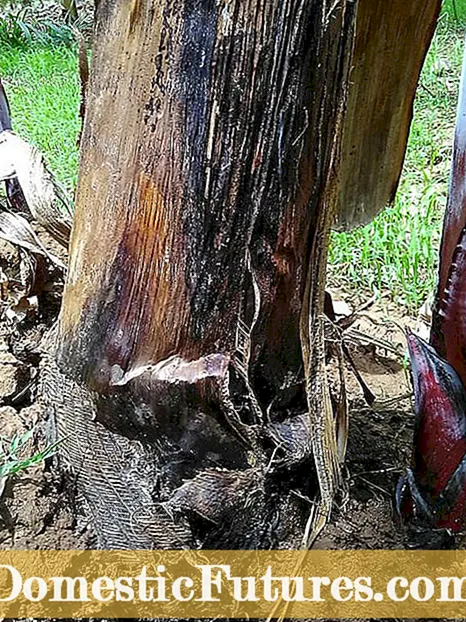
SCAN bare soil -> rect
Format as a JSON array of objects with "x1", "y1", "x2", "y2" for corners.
[{"x1": 0, "y1": 233, "x2": 91, "y2": 551}]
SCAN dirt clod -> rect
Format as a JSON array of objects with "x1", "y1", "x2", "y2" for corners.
[
  {"x1": 0, "y1": 406, "x2": 27, "y2": 438},
  {"x1": 0, "y1": 351, "x2": 28, "y2": 402}
]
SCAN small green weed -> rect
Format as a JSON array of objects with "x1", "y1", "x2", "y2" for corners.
[
  {"x1": 0, "y1": 428, "x2": 58, "y2": 482},
  {"x1": 0, "y1": 5, "x2": 75, "y2": 47}
]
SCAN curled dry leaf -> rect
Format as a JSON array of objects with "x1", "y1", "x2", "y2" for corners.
[
  {"x1": 0, "y1": 130, "x2": 73, "y2": 247},
  {"x1": 0, "y1": 133, "x2": 15, "y2": 181},
  {"x1": 4, "y1": 295, "x2": 39, "y2": 324},
  {"x1": 0, "y1": 211, "x2": 65, "y2": 270},
  {"x1": 0, "y1": 81, "x2": 44, "y2": 223}
]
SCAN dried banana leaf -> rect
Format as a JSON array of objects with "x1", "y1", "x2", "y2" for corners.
[
  {"x1": 0, "y1": 211, "x2": 65, "y2": 269},
  {"x1": 0, "y1": 131, "x2": 73, "y2": 247}
]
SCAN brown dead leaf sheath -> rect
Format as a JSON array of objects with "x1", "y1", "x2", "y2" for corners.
[
  {"x1": 336, "y1": 0, "x2": 441, "y2": 230},
  {"x1": 57, "y1": 0, "x2": 354, "y2": 394}
]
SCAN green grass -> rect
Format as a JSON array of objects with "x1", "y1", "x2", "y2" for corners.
[
  {"x1": 329, "y1": 12, "x2": 465, "y2": 310},
  {"x1": 0, "y1": 44, "x2": 80, "y2": 191},
  {"x1": 443, "y1": 0, "x2": 466, "y2": 22}
]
